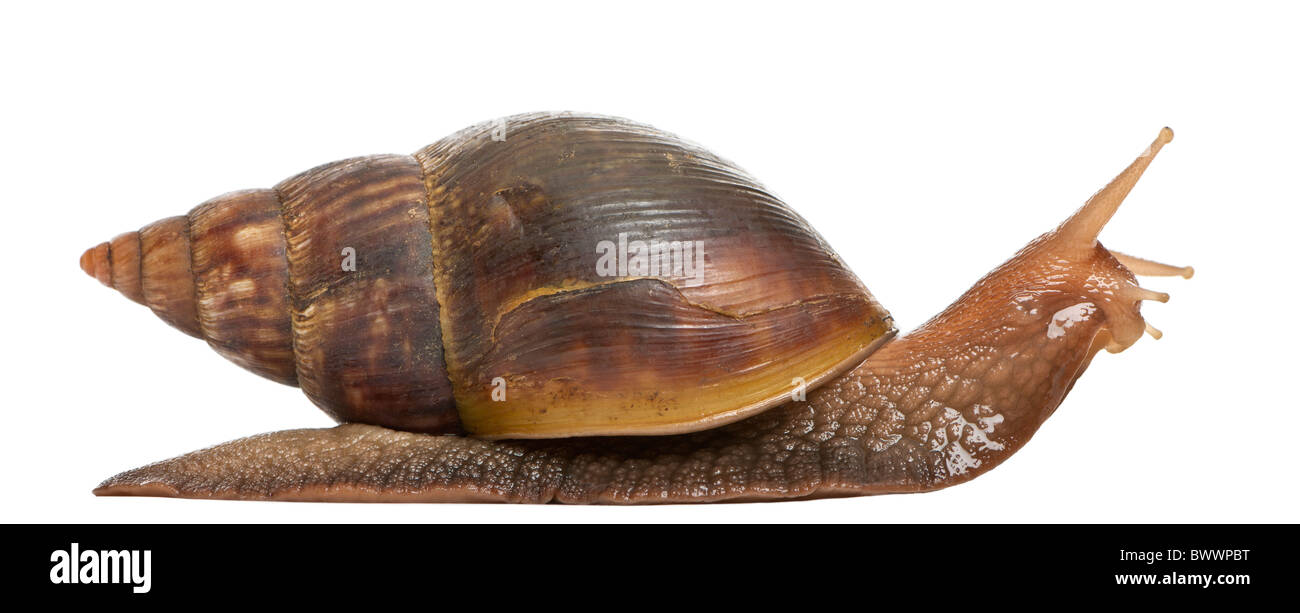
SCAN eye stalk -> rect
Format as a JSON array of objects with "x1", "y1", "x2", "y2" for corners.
[
  {"x1": 1111, "y1": 250, "x2": 1195, "y2": 280},
  {"x1": 1055, "y1": 127, "x2": 1175, "y2": 252}
]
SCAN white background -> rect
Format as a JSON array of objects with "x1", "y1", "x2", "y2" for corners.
[{"x1": 1, "y1": 1, "x2": 1295, "y2": 523}]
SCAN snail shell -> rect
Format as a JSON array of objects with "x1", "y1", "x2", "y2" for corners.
[{"x1": 82, "y1": 113, "x2": 894, "y2": 438}]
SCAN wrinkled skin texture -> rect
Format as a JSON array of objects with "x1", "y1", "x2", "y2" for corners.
[{"x1": 96, "y1": 237, "x2": 1151, "y2": 503}]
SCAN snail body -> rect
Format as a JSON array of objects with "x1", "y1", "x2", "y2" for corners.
[{"x1": 83, "y1": 114, "x2": 1190, "y2": 503}]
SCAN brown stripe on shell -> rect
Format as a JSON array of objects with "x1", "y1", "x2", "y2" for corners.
[
  {"x1": 189, "y1": 189, "x2": 297, "y2": 385},
  {"x1": 108, "y1": 231, "x2": 145, "y2": 304},
  {"x1": 277, "y1": 155, "x2": 457, "y2": 433},
  {"x1": 138, "y1": 216, "x2": 202, "y2": 338},
  {"x1": 416, "y1": 113, "x2": 894, "y2": 438}
]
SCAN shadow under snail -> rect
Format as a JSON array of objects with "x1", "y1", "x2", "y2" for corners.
[{"x1": 81, "y1": 113, "x2": 1192, "y2": 504}]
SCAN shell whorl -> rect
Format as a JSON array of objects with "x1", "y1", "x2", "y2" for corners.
[
  {"x1": 82, "y1": 157, "x2": 460, "y2": 433},
  {"x1": 82, "y1": 218, "x2": 204, "y2": 338}
]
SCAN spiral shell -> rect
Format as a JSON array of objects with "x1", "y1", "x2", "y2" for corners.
[{"x1": 82, "y1": 113, "x2": 895, "y2": 438}]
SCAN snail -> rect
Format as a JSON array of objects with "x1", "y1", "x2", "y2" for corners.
[{"x1": 82, "y1": 113, "x2": 1191, "y2": 503}]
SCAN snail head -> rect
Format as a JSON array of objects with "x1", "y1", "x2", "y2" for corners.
[
  {"x1": 1024, "y1": 127, "x2": 1191, "y2": 354},
  {"x1": 921, "y1": 128, "x2": 1192, "y2": 357}
]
